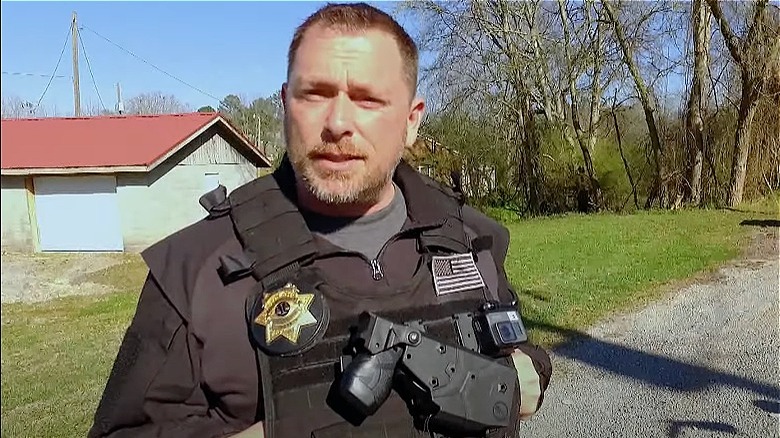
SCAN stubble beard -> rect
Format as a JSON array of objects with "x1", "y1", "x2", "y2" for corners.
[{"x1": 287, "y1": 136, "x2": 405, "y2": 206}]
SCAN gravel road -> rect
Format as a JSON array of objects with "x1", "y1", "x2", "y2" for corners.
[{"x1": 517, "y1": 229, "x2": 779, "y2": 438}]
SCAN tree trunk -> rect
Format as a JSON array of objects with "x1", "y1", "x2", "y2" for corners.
[
  {"x1": 685, "y1": 0, "x2": 711, "y2": 206},
  {"x1": 612, "y1": 104, "x2": 639, "y2": 209},
  {"x1": 522, "y1": 102, "x2": 544, "y2": 215},
  {"x1": 557, "y1": 0, "x2": 603, "y2": 210},
  {"x1": 728, "y1": 73, "x2": 760, "y2": 207},
  {"x1": 587, "y1": 1, "x2": 604, "y2": 155},
  {"x1": 642, "y1": 107, "x2": 665, "y2": 208},
  {"x1": 603, "y1": 0, "x2": 666, "y2": 208},
  {"x1": 704, "y1": 0, "x2": 771, "y2": 207}
]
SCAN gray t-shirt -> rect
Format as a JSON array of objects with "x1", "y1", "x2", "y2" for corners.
[{"x1": 301, "y1": 184, "x2": 407, "y2": 261}]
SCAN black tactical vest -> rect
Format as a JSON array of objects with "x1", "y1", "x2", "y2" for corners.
[{"x1": 200, "y1": 158, "x2": 522, "y2": 438}]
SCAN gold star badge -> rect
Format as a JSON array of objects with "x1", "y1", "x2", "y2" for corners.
[{"x1": 253, "y1": 283, "x2": 318, "y2": 345}]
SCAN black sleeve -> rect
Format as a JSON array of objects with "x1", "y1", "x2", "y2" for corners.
[
  {"x1": 87, "y1": 272, "x2": 245, "y2": 438},
  {"x1": 461, "y1": 205, "x2": 553, "y2": 396},
  {"x1": 461, "y1": 205, "x2": 516, "y2": 303}
]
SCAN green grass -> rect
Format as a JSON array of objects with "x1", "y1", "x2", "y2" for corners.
[
  {"x1": 1, "y1": 199, "x2": 777, "y2": 438},
  {"x1": 505, "y1": 209, "x2": 749, "y2": 346},
  {"x1": 1, "y1": 256, "x2": 147, "y2": 438}
]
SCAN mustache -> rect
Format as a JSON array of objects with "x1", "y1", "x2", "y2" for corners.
[{"x1": 307, "y1": 141, "x2": 367, "y2": 159}]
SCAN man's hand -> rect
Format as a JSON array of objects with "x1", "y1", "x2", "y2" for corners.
[
  {"x1": 511, "y1": 348, "x2": 545, "y2": 420},
  {"x1": 229, "y1": 422, "x2": 265, "y2": 437}
]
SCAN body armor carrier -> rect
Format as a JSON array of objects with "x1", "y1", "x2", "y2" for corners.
[{"x1": 200, "y1": 159, "x2": 523, "y2": 438}]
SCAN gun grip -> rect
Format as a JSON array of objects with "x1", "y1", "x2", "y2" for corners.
[{"x1": 339, "y1": 348, "x2": 401, "y2": 416}]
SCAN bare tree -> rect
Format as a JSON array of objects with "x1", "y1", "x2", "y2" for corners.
[
  {"x1": 125, "y1": 91, "x2": 190, "y2": 115},
  {"x1": 706, "y1": 0, "x2": 779, "y2": 206},
  {"x1": 398, "y1": 0, "x2": 546, "y2": 211},
  {"x1": 684, "y1": 0, "x2": 712, "y2": 205},
  {"x1": 602, "y1": 0, "x2": 668, "y2": 208},
  {"x1": 395, "y1": 0, "x2": 774, "y2": 214},
  {"x1": 556, "y1": 0, "x2": 606, "y2": 209},
  {"x1": 1, "y1": 95, "x2": 53, "y2": 118}
]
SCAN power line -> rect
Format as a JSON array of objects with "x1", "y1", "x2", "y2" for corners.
[
  {"x1": 79, "y1": 24, "x2": 223, "y2": 104},
  {"x1": 34, "y1": 21, "x2": 73, "y2": 112},
  {"x1": 77, "y1": 30, "x2": 107, "y2": 112},
  {"x1": 2, "y1": 71, "x2": 69, "y2": 79}
]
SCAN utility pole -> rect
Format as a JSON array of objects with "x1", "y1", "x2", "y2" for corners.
[
  {"x1": 71, "y1": 11, "x2": 81, "y2": 117},
  {"x1": 116, "y1": 82, "x2": 124, "y2": 114},
  {"x1": 256, "y1": 114, "x2": 265, "y2": 155}
]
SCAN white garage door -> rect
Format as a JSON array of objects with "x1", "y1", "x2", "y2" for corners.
[{"x1": 34, "y1": 175, "x2": 124, "y2": 251}]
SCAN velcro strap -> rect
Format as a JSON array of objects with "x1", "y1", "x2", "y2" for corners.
[
  {"x1": 268, "y1": 336, "x2": 349, "y2": 390},
  {"x1": 261, "y1": 262, "x2": 302, "y2": 291},
  {"x1": 199, "y1": 185, "x2": 230, "y2": 217},
  {"x1": 470, "y1": 235, "x2": 493, "y2": 253},
  {"x1": 419, "y1": 219, "x2": 469, "y2": 254},
  {"x1": 217, "y1": 250, "x2": 255, "y2": 283}
]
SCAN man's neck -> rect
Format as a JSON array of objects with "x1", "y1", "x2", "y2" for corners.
[{"x1": 295, "y1": 182, "x2": 396, "y2": 218}]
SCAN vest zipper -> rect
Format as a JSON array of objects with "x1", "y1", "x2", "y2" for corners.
[
  {"x1": 367, "y1": 222, "x2": 442, "y2": 282},
  {"x1": 319, "y1": 222, "x2": 442, "y2": 283}
]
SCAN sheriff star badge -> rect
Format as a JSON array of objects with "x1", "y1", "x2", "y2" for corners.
[{"x1": 254, "y1": 283, "x2": 318, "y2": 345}]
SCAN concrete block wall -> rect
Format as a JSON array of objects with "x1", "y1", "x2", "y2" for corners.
[
  {"x1": 0, "y1": 176, "x2": 34, "y2": 252},
  {"x1": 117, "y1": 162, "x2": 257, "y2": 251}
]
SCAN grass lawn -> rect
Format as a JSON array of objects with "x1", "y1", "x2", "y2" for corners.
[
  {"x1": 502, "y1": 203, "x2": 777, "y2": 346},
  {"x1": 2, "y1": 197, "x2": 777, "y2": 437}
]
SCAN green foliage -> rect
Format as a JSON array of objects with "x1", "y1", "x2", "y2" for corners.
[{"x1": 217, "y1": 92, "x2": 284, "y2": 160}]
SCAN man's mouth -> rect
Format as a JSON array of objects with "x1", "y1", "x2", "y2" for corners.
[{"x1": 311, "y1": 152, "x2": 364, "y2": 162}]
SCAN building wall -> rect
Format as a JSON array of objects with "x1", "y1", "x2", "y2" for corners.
[
  {"x1": 117, "y1": 127, "x2": 260, "y2": 252},
  {"x1": 0, "y1": 125, "x2": 267, "y2": 253},
  {"x1": 0, "y1": 176, "x2": 34, "y2": 251}
]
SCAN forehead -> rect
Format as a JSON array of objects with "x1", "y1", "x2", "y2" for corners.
[{"x1": 290, "y1": 26, "x2": 405, "y2": 87}]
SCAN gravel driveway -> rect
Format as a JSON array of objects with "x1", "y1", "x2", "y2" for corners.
[{"x1": 517, "y1": 228, "x2": 779, "y2": 438}]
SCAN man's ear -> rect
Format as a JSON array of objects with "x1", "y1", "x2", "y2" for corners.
[
  {"x1": 405, "y1": 96, "x2": 426, "y2": 147},
  {"x1": 281, "y1": 83, "x2": 288, "y2": 112}
]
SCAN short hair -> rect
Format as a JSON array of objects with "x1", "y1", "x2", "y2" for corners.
[{"x1": 287, "y1": 2, "x2": 419, "y2": 96}]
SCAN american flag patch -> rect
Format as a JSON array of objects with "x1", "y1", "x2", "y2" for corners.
[{"x1": 432, "y1": 253, "x2": 485, "y2": 295}]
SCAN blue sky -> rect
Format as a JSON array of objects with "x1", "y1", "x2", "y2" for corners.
[
  {"x1": 1, "y1": 1, "x2": 409, "y2": 115},
  {"x1": 2, "y1": 1, "x2": 689, "y2": 117}
]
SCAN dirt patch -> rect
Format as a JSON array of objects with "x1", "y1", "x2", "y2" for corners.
[
  {"x1": 0, "y1": 251, "x2": 141, "y2": 304},
  {"x1": 740, "y1": 226, "x2": 779, "y2": 262},
  {"x1": 681, "y1": 226, "x2": 777, "y2": 285}
]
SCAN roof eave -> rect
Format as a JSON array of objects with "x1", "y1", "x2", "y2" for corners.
[{"x1": 1, "y1": 165, "x2": 150, "y2": 176}]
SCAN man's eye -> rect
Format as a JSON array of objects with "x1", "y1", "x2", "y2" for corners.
[
  {"x1": 306, "y1": 91, "x2": 324, "y2": 98},
  {"x1": 356, "y1": 96, "x2": 382, "y2": 107}
]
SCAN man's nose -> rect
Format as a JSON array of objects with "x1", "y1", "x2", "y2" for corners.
[{"x1": 323, "y1": 93, "x2": 354, "y2": 140}]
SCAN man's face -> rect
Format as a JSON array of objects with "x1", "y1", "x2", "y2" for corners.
[{"x1": 282, "y1": 25, "x2": 425, "y2": 206}]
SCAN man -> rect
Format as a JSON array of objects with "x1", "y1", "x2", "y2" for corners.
[{"x1": 88, "y1": 3, "x2": 552, "y2": 438}]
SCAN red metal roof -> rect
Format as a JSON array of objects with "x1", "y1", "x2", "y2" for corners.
[{"x1": 1, "y1": 112, "x2": 263, "y2": 172}]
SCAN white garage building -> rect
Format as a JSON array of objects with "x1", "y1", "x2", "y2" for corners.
[{"x1": 1, "y1": 112, "x2": 272, "y2": 253}]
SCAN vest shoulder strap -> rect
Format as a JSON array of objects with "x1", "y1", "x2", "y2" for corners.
[
  {"x1": 463, "y1": 223, "x2": 502, "y2": 303},
  {"x1": 229, "y1": 171, "x2": 319, "y2": 283},
  {"x1": 198, "y1": 165, "x2": 319, "y2": 286}
]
